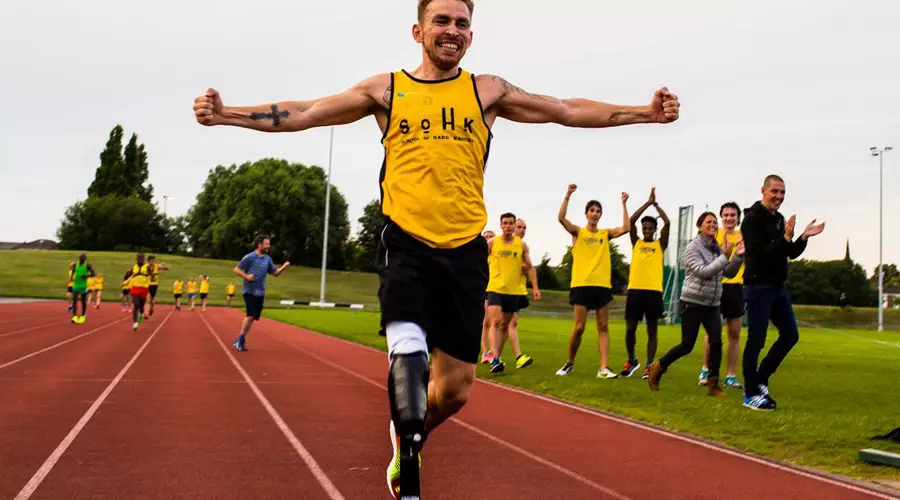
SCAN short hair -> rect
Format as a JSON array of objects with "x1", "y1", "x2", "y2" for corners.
[
  {"x1": 148, "y1": 255, "x2": 156, "y2": 261},
  {"x1": 500, "y1": 212, "x2": 516, "y2": 222},
  {"x1": 764, "y1": 174, "x2": 784, "y2": 187},
  {"x1": 720, "y1": 202, "x2": 741, "y2": 220},
  {"x1": 254, "y1": 234, "x2": 270, "y2": 247},
  {"x1": 640, "y1": 216, "x2": 658, "y2": 229},
  {"x1": 418, "y1": 0, "x2": 475, "y2": 23},
  {"x1": 482, "y1": 230, "x2": 495, "y2": 237},
  {"x1": 585, "y1": 200, "x2": 602, "y2": 213},
  {"x1": 695, "y1": 211, "x2": 717, "y2": 229}
]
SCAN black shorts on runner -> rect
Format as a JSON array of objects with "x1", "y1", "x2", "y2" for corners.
[
  {"x1": 377, "y1": 219, "x2": 488, "y2": 364},
  {"x1": 67, "y1": 286, "x2": 74, "y2": 293},
  {"x1": 121, "y1": 289, "x2": 130, "y2": 296},
  {"x1": 720, "y1": 283, "x2": 745, "y2": 320},
  {"x1": 244, "y1": 293, "x2": 264, "y2": 320},
  {"x1": 517, "y1": 295, "x2": 530, "y2": 311},
  {"x1": 569, "y1": 286, "x2": 614, "y2": 311},
  {"x1": 487, "y1": 292, "x2": 521, "y2": 314},
  {"x1": 200, "y1": 293, "x2": 208, "y2": 300},
  {"x1": 625, "y1": 289, "x2": 664, "y2": 322},
  {"x1": 174, "y1": 293, "x2": 182, "y2": 299},
  {"x1": 149, "y1": 285, "x2": 159, "y2": 298}
]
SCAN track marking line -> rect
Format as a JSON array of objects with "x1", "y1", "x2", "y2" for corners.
[
  {"x1": 199, "y1": 314, "x2": 346, "y2": 500},
  {"x1": 284, "y1": 324, "x2": 900, "y2": 500},
  {"x1": 263, "y1": 329, "x2": 632, "y2": 500},
  {"x1": 0, "y1": 318, "x2": 128, "y2": 370},
  {"x1": 13, "y1": 311, "x2": 173, "y2": 500},
  {"x1": 0, "y1": 319, "x2": 73, "y2": 338}
]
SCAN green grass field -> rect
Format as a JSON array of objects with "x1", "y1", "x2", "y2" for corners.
[
  {"x1": 2, "y1": 250, "x2": 900, "y2": 482},
  {"x1": 265, "y1": 308, "x2": 900, "y2": 482},
  {"x1": 2, "y1": 250, "x2": 900, "y2": 330}
]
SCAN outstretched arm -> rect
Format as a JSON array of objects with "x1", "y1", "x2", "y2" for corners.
[
  {"x1": 609, "y1": 193, "x2": 631, "y2": 239},
  {"x1": 558, "y1": 184, "x2": 580, "y2": 237},
  {"x1": 656, "y1": 203, "x2": 671, "y2": 251},
  {"x1": 477, "y1": 75, "x2": 680, "y2": 127},
  {"x1": 194, "y1": 74, "x2": 390, "y2": 133}
]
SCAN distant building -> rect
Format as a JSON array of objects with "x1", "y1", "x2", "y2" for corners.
[
  {"x1": 886, "y1": 288, "x2": 900, "y2": 310},
  {"x1": 0, "y1": 239, "x2": 59, "y2": 250}
]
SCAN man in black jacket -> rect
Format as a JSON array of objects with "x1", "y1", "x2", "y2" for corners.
[{"x1": 740, "y1": 175, "x2": 825, "y2": 411}]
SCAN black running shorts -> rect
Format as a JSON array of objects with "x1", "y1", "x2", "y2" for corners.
[
  {"x1": 569, "y1": 286, "x2": 613, "y2": 311},
  {"x1": 487, "y1": 292, "x2": 521, "y2": 314},
  {"x1": 720, "y1": 284, "x2": 745, "y2": 320},
  {"x1": 377, "y1": 219, "x2": 488, "y2": 364},
  {"x1": 200, "y1": 293, "x2": 208, "y2": 300},
  {"x1": 517, "y1": 295, "x2": 530, "y2": 311},
  {"x1": 625, "y1": 289, "x2": 664, "y2": 322},
  {"x1": 174, "y1": 293, "x2": 182, "y2": 299},
  {"x1": 149, "y1": 285, "x2": 159, "y2": 298},
  {"x1": 243, "y1": 293, "x2": 264, "y2": 320}
]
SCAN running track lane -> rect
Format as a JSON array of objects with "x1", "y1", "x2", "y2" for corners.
[
  {"x1": 216, "y1": 308, "x2": 897, "y2": 500},
  {"x1": 23, "y1": 308, "x2": 338, "y2": 500},
  {"x1": 201, "y1": 312, "x2": 663, "y2": 499},
  {"x1": 0, "y1": 307, "x2": 160, "y2": 498},
  {"x1": 0, "y1": 307, "x2": 126, "y2": 365}
]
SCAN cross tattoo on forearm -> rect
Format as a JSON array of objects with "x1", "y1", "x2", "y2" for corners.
[{"x1": 250, "y1": 105, "x2": 290, "y2": 127}]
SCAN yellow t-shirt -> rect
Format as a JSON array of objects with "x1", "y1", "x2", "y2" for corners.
[
  {"x1": 173, "y1": 280, "x2": 184, "y2": 294},
  {"x1": 571, "y1": 228, "x2": 611, "y2": 288},
  {"x1": 199, "y1": 280, "x2": 210, "y2": 294},
  {"x1": 487, "y1": 236, "x2": 524, "y2": 295},
  {"x1": 380, "y1": 69, "x2": 492, "y2": 249},
  {"x1": 716, "y1": 229, "x2": 745, "y2": 285},
  {"x1": 130, "y1": 264, "x2": 151, "y2": 288},
  {"x1": 87, "y1": 277, "x2": 97, "y2": 290},
  {"x1": 628, "y1": 239, "x2": 664, "y2": 292},
  {"x1": 67, "y1": 269, "x2": 74, "y2": 287},
  {"x1": 149, "y1": 264, "x2": 162, "y2": 286},
  {"x1": 225, "y1": 284, "x2": 236, "y2": 295},
  {"x1": 94, "y1": 276, "x2": 104, "y2": 290},
  {"x1": 187, "y1": 281, "x2": 198, "y2": 294}
]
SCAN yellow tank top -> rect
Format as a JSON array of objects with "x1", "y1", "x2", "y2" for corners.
[
  {"x1": 187, "y1": 281, "x2": 197, "y2": 293},
  {"x1": 131, "y1": 264, "x2": 150, "y2": 288},
  {"x1": 121, "y1": 277, "x2": 131, "y2": 290},
  {"x1": 95, "y1": 276, "x2": 104, "y2": 289},
  {"x1": 571, "y1": 228, "x2": 611, "y2": 288},
  {"x1": 487, "y1": 236, "x2": 524, "y2": 295},
  {"x1": 516, "y1": 265, "x2": 528, "y2": 296},
  {"x1": 67, "y1": 269, "x2": 74, "y2": 287},
  {"x1": 716, "y1": 229, "x2": 745, "y2": 284},
  {"x1": 173, "y1": 281, "x2": 184, "y2": 294},
  {"x1": 149, "y1": 264, "x2": 161, "y2": 285},
  {"x1": 381, "y1": 69, "x2": 492, "y2": 249},
  {"x1": 225, "y1": 284, "x2": 235, "y2": 295},
  {"x1": 87, "y1": 277, "x2": 96, "y2": 290},
  {"x1": 628, "y1": 239, "x2": 663, "y2": 292},
  {"x1": 199, "y1": 280, "x2": 210, "y2": 293}
]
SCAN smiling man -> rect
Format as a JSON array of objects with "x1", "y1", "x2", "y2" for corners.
[{"x1": 193, "y1": 0, "x2": 679, "y2": 496}]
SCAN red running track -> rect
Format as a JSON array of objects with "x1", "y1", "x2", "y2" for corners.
[{"x1": 0, "y1": 301, "x2": 897, "y2": 500}]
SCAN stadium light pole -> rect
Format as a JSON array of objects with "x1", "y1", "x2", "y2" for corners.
[
  {"x1": 870, "y1": 146, "x2": 892, "y2": 332},
  {"x1": 320, "y1": 127, "x2": 335, "y2": 303},
  {"x1": 162, "y1": 195, "x2": 170, "y2": 216}
]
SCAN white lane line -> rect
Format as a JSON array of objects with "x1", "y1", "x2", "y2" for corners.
[
  {"x1": 13, "y1": 311, "x2": 173, "y2": 500},
  {"x1": 199, "y1": 314, "x2": 346, "y2": 500},
  {"x1": 284, "y1": 324, "x2": 900, "y2": 500},
  {"x1": 0, "y1": 319, "x2": 72, "y2": 338},
  {"x1": 264, "y1": 329, "x2": 632, "y2": 500},
  {"x1": 0, "y1": 318, "x2": 128, "y2": 370}
]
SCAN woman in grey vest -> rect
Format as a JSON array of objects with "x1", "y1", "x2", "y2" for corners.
[{"x1": 647, "y1": 211, "x2": 744, "y2": 396}]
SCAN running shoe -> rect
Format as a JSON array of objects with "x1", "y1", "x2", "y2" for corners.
[
  {"x1": 386, "y1": 420, "x2": 422, "y2": 499},
  {"x1": 490, "y1": 358, "x2": 505, "y2": 374},
  {"x1": 743, "y1": 394, "x2": 775, "y2": 411},
  {"x1": 725, "y1": 376, "x2": 743, "y2": 389},
  {"x1": 596, "y1": 367, "x2": 618, "y2": 379},
  {"x1": 515, "y1": 354, "x2": 533, "y2": 369},
  {"x1": 698, "y1": 368, "x2": 709, "y2": 387},
  {"x1": 619, "y1": 360, "x2": 641, "y2": 378},
  {"x1": 555, "y1": 362, "x2": 574, "y2": 376}
]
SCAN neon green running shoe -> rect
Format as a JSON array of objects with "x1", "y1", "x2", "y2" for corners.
[
  {"x1": 515, "y1": 354, "x2": 533, "y2": 369},
  {"x1": 386, "y1": 420, "x2": 422, "y2": 499}
]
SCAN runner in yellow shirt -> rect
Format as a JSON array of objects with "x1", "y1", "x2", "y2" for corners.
[
  {"x1": 186, "y1": 278, "x2": 198, "y2": 311},
  {"x1": 556, "y1": 184, "x2": 630, "y2": 379},
  {"x1": 199, "y1": 275, "x2": 211, "y2": 312},
  {"x1": 90, "y1": 274, "x2": 105, "y2": 309},
  {"x1": 224, "y1": 281, "x2": 236, "y2": 307},
  {"x1": 173, "y1": 278, "x2": 185, "y2": 311},
  {"x1": 121, "y1": 275, "x2": 132, "y2": 312},
  {"x1": 146, "y1": 256, "x2": 170, "y2": 319}
]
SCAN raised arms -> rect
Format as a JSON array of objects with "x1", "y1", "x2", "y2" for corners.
[
  {"x1": 194, "y1": 74, "x2": 391, "y2": 133},
  {"x1": 558, "y1": 184, "x2": 580, "y2": 237},
  {"x1": 476, "y1": 75, "x2": 680, "y2": 127},
  {"x1": 608, "y1": 193, "x2": 631, "y2": 239}
]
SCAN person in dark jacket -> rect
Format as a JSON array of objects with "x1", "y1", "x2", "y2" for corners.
[
  {"x1": 740, "y1": 174, "x2": 825, "y2": 411},
  {"x1": 648, "y1": 211, "x2": 744, "y2": 397}
]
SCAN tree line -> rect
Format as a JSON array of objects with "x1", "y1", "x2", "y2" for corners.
[{"x1": 58, "y1": 125, "x2": 891, "y2": 308}]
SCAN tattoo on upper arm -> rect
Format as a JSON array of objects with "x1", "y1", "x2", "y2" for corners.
[
  {"x1": 250, "y1": 105, "x2": 290, "y2": 127},
  {"x1": 491, "y1": 75, "x2": 566, "y2": 105},
  {"x1": 383, "y1": 85, "x2": 392, "y2": 106}
]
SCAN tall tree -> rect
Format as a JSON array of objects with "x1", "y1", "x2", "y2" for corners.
[
  {"x1": 870, "y1": 263, "x2": 900, "y2": 288},
  {"x1": 57, "y1": 196, "x2": 168, "y2": 252},
  {"x1": 87, "y1": 125, "x2": 125, "y2": 198},
  {"x1": 788, "y1": 259, "x2": 877, "y2": 306},
  {"x1": 122, "y1": 134, "x2": 153, "y2": 202},
  {"x1": 535, "y1": 254, "x2": 562, "y2": 290},
  {"x1": 184, "y1": 158, "x2": 351, "y2": 268},
  {"x1": 355, "y1": 199, "x2": 384, "y2": 272}
]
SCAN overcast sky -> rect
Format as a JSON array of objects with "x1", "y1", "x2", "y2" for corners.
[{"x1": 3, "y1": 0, "x2": 899, "y2": 273}]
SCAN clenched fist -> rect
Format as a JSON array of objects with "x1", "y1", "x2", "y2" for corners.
[{"x1": 194, "y1": 88, "x2": 224, "y2": 126}]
